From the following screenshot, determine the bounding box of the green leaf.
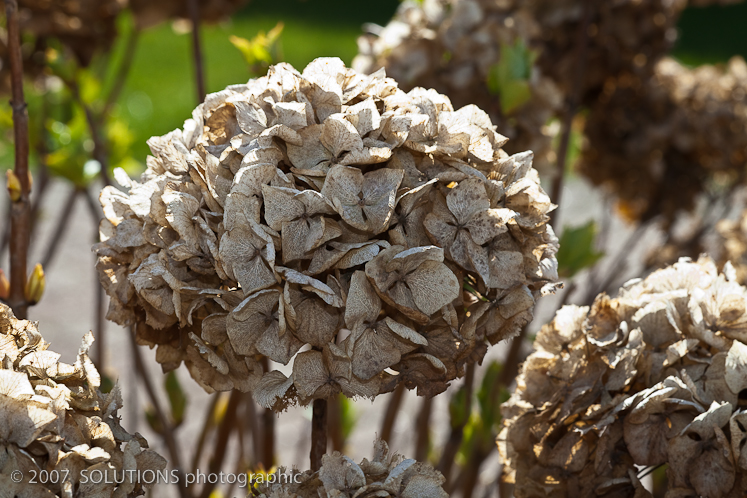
[144,406,163,435]
[486,39,537,114]
[448,385,470,429]
[556,221,605,278]
[165,371,188,427]
[230,22,284,74]
[339,394,358,442]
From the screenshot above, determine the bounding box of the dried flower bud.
[24,262,45,305]
[94,58,558,409]
[0,269,9,300]
[6,170,21,202]
[500,256,747,498]
[0,304,165,497]
[254,439,447,498]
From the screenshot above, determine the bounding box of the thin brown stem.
[186,0,206,103]
[379,383,405,444]
[244,395,262,468]
[199,391,243,498]
[5,0,31,318]
[437,363,475,482]
[328,394,344,452]
[259,356,275,468]
[549,0,592,228]
[40,188,79,269]
[103,27,140,115]
[128,328,190,498]
[191,393,222,475]
[414,396,432,462]
[311,398,328,471]
[498,327,527,389]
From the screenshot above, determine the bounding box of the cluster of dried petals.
[254,439,447,498]
[0,304,165,497]
[94,57,558,409]
[15,0,124,66]
[717,210,747,285]
[353,0,563,173]
[499,257,747,498]
[129,0,248,29]
[580,57,747,225]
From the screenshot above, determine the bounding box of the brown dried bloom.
[128,0,249,29]
[499,256,747,498]
[717,209,747,285]
[254,439,447,498]
[0,304,165,497]
[353,0,563,172]
[94,57,558,409]
[580,57,747,225]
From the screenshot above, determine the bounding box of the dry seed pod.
[499,256,747,498]
[95,57,559,409]
[0,304,165,497]
[254,439,447,498]
[580,57,747,225]
[353,0,563,173]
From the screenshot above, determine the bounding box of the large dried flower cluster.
[0,304,165,497]
[499,257,747,498]
[128,0,248,29]
[353,0,688,174]
[353,0,563,172]
[94,57,558,409]
[580,57,747,224]
[254,439,447,498]
[15,0,124,66]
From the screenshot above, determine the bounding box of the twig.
[199,391,242,498]
[379,383,405,444]
[103,26,140,115]
[40,188,79,269]
[186,0,206,103]
[244,394,262,468]
[259,357,275,468]
[437,363,475,482]
[414,396,432,462]
[328,394,344,452]
[83,189,107,375]
[310,398,328,471]
[191,393,222,475]
[5,0,31,318]
[497,327,528,389]
[549,0,593,228]
[128,328,191,498]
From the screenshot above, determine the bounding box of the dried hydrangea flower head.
[129,0,249,29]
[499,256,747,498]
[717,209,747,285]
[580,57,747,225]
[95,57,558,409]
[254,439,447,498]
[0,304,165,497]
[353,0,563,173]
[15,0,124,67]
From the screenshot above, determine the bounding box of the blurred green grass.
[120,0,399,161]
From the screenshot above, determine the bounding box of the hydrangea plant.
[500,257,747,498]
[95,57,558,410]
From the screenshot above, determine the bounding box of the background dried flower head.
[500,257,747,498]
[0,304,164,497]
[94,57,559,411]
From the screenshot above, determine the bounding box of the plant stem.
[191,393,222,475]
[199,391,242,498]
[5,0,31,319]
[40,188,79,269]
[103,26,140,115]
[549,0,592,228]
[259,356,275,468]
[310,398,328,471]
[328,394,344,452]
[437,363,475,482]
[414,396,432,462]
[128,328,190,498]
[186,0,206,103]
[379,383,405,444]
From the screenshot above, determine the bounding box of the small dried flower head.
[95,57,558,410]
[254,439,448,498]
[580,57,747,225]
[717,209,747,285]
[129,0,249,29]
[499,256,747,498]
[0,304,165,497]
